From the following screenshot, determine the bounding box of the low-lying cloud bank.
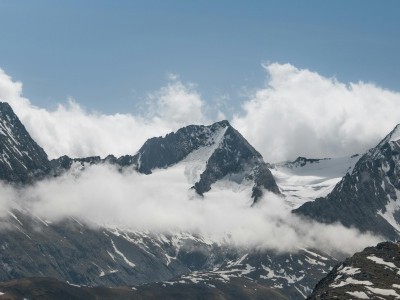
[1,163,381,255]
[2,63,400,162]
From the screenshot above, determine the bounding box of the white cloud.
[10,163,380,255]
[0,65,389,254]
[0,68,209,159]
[146,80,209,127]
[232,63,400,162]
[2,64,400,162]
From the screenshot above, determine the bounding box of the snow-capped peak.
[388,124,400,142]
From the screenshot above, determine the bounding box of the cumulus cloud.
[0,64,388,254]
[2,64,400,162]
[145,79,209,127]
[0,68,210,159]
[3,163,381,255]
[232,63,400,162]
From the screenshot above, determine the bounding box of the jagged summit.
[0,102,51,182]
[115,120,280,201]
[380,123,400,144]
[50,120,280,202]
[389,124,400,142]
[118,120,233,174]
[366,123,400,160]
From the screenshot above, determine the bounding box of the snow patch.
[367,255,397,269]
[365,286,400,297]
[331,277,373,288]
[389,125,400,142]
[345,291,370,299]
[182,126,227,184]
[340,266,361,276]
[377,196,400,232]
[300,248,329,261]
[272,155,359,208]
[111,240,136,267]
[99,269,118,277]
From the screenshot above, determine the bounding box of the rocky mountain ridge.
[307,242,400,299]
[295,124,400,240]
[0,208,335,299]
[50,120,280,203]
[0,102,51,183]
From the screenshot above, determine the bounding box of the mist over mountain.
[0,100,399,299]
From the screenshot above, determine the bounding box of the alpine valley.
[0,101,400,300]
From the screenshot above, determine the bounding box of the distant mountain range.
[1,101,400,299]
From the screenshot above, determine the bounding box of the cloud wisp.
[0,163,381,256]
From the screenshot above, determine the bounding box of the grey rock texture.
[307,242,400,299]
[0,102,51,183]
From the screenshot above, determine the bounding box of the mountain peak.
[388,123,400,142]
[114,120,280,202]
[381,123,400,144]
[214,119,231,127]
[0,101,51,183]
[361,123,400,161]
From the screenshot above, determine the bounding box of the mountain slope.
[0,276,290,300]
[307,242,400,300]
[0,209,336,299]
[272,155,360,209]
[295,124,400,239]
[0,102,51,183]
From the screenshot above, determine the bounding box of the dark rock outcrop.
[308,242,400,299]
[0,102,51,183]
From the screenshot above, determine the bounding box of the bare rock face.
[0,102,51,183]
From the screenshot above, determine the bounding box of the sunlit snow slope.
[271,156,360,208]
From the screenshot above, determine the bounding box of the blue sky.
[0,0,399,114]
